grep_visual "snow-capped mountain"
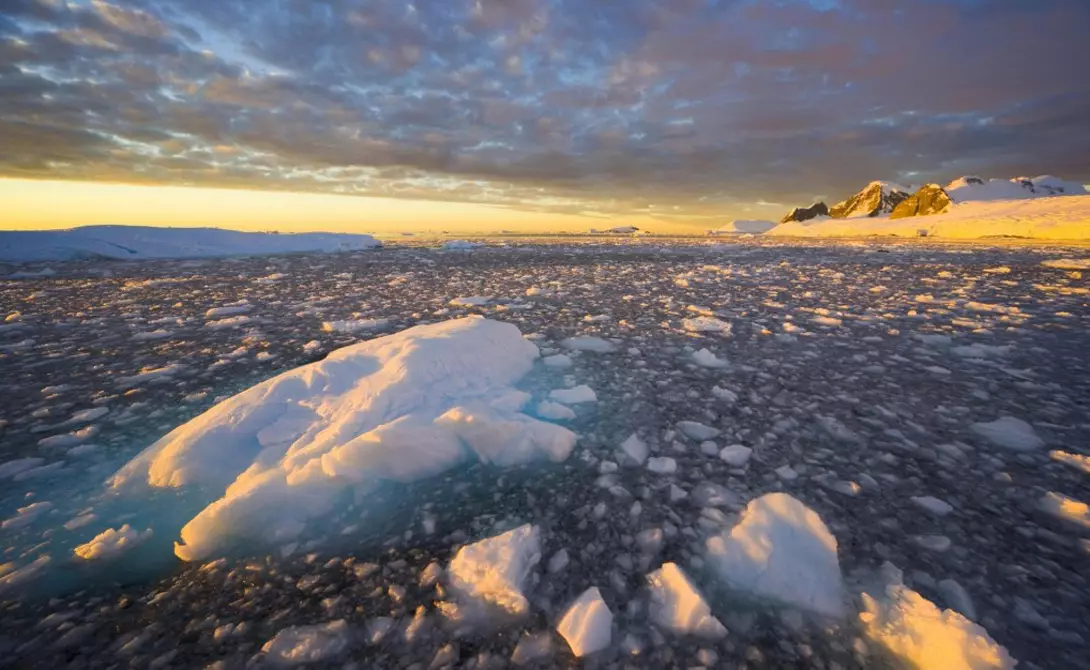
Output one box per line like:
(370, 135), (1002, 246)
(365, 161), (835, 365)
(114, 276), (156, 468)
(945, 175), (1087, 203)
(828, 181), (912, 218)
(890, 184), (952, 219)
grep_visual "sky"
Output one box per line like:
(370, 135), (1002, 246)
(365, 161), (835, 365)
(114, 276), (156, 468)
(2, 0), (1090, 233)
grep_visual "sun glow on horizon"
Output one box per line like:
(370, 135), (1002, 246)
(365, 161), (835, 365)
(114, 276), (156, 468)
(0, 178), (683, 235)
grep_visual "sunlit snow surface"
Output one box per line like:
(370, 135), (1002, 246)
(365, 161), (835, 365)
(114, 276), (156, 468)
(1, 239), (1089, 668)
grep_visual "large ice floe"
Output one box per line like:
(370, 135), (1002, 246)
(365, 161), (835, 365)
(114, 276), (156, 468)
(861, 565), (1016, 670)
(109, 317), (576, 561)
(704, 493), (845, 617)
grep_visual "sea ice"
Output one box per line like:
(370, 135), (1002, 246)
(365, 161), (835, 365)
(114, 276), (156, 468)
(646, 562), (727, 639)
(861, 566), (1015, 670)
(556, 586), (612, 657)
(73, 525), (153, 561)
(110, 317), (575, 561)
(447, 524), (542, 617)
(705, 493), (844, 617)
(261, 620), (353, 667)
(970, 416), (1044, 451)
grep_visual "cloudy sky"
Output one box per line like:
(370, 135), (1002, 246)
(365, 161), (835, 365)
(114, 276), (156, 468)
(3, 0), (1090, 231)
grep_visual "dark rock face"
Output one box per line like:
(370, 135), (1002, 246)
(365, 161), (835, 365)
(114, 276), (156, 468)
(780, 202), (829, 223)
(829, 182), (911, 218)
(965, 176), (985, 185)
(890, 184), (953, 219)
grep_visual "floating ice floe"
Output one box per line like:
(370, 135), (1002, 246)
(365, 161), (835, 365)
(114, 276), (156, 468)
(447, 524), (542, 617)
(970, 416), (1044, 451)
(556, 586), (612, 657)
(692, 348), (729, 368)
(705, 493), (845, 617)
(561, 336), (617, 353)
(682, 316), (732, 334)
(261, 620), (353, 667)
(646, 562), (727, 639)
(320, 318), (389, 333)
(73, 525), (153, 561)
(1039, 492), (1090, 530)
(1049, 450), (1090, 475)
(548, 385), (597, 405)
(442, 240), (482, 250)
(110, 317), (575, 561)
(861, 565), (1015, 670)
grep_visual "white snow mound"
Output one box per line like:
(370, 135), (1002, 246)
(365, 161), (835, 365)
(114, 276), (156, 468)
(110, 317), (575, 561)
(447, 524), (542, 617)
(705, 493), (845, 617)
(646, 562), (727, 638)
(861, 567), (1015, 670)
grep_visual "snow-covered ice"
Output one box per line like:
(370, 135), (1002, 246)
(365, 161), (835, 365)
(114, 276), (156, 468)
(705, 493), (845, 617)
(110, 317), (574, 561)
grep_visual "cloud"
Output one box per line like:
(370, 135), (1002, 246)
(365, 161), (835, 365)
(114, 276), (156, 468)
(0, 0), (1088, 223)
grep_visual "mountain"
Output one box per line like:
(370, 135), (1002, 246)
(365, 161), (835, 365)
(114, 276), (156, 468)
(781, 202), (829, 223)
(707, 220), (777, 235)
(946, 175), (1088, 203)
(889, 184), (953, 219)
(828, 181), (911, 218)
(0, 225), (381, 263)
(589, 226), (640, 234)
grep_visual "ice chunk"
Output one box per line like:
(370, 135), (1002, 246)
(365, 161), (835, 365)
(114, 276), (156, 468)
(73, 525), (153, 561)
(912, 496), (954, 516)
(682, 317), (732, 334)
(970, 417), (1044, 451)
(1049, 450), (1090, 474)
(705, 493), (844, 617)
(548, 385), (597, 405)
(450, 296), (491, 307)
(442, 240), (482, 250)
(677, 421), (720, 441)
(561, 336), (616, 353)
(647, 457), (677, 474)
(556, 586), (612, 657)
(646, 562), (727, 639)
(110, 317), (572, 562)
(692, 348), (729, 368)
(511, 631), (553, 666)
(619, 433), (649, 466)
(261, 620), (352, 667)
(542, 354), (573, 368)
(447, 524), (542, 617)
(1, 502), (52, 531)
(861, 568), (1014, 670)
(1039, 492), (1090, 530)
(719, 444), (752, 467)
(320, 318), (389, 333)
(537, 401), (576, 421)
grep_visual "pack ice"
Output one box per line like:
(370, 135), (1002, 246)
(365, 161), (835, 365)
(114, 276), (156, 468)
(109, 317), (576, 561)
